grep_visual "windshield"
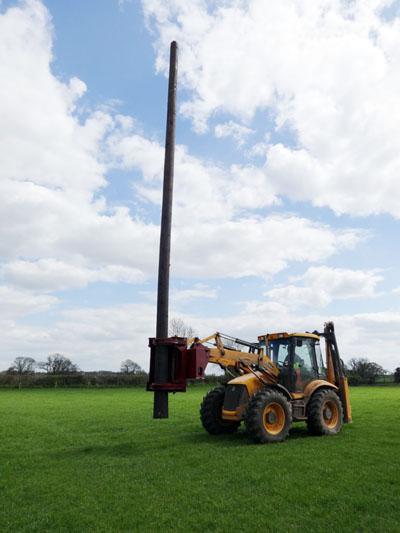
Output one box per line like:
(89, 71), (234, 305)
(268, 339), (290, 368)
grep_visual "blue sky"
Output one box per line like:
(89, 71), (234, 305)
(0, 0), (399, 371)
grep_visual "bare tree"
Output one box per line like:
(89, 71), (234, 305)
(169, 317), (196, 339)
(7, 356), (36, 388)
(8, 356), (36, 375)
(120, 359), (143, 374)
(39, 354), (78, 374)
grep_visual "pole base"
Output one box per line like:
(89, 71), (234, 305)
(153, 390), (169, 418)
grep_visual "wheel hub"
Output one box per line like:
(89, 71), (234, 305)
(322, 399), (339, 429)
(263, 402), (286, 435)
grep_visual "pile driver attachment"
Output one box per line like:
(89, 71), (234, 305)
(147, 336), (210, 393)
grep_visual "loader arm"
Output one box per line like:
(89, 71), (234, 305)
(189, 332), (279, 382)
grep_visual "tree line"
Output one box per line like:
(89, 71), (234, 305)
(0, 354), (148, 388)
(346, 358), (399, 385)
(1, 353), (398, 388)
(0, 353), (222, 389)
(5, 354), (145, 376)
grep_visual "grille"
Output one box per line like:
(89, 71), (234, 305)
(223, 385), (248, 411)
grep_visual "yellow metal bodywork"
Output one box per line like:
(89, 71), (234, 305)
(221, 375), (339, 422)
(221, 373), (265, 421)
(221, 410), (241, 421)
(221, 371), (282, 422)
(326, 340), (336, 384)
(226, 371), (270, 395)
(259, 332), (320, 341)
(192, 327), (352, 424)
(303, 379), (338, 399)
(208, 347), (258, 370)
(325, 337), (352, 423)
(339, 376), (352, 423)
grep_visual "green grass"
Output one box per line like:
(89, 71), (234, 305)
(0, 386), (399, 532)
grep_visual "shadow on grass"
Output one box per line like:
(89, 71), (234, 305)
(288, 425), (310, 440)
(52, 425), (313, 460)
(52, 441), (144, 459)
(181, 426), (311, 446)
(181, 423), (311, 446)
(181, 430), (250, 447)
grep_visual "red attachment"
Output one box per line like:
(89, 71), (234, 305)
(147, 337), (210, 392)
(185, 343), (209, 379)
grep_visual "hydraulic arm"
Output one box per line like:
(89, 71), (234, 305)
(189, 332), (279, 382)
(319, 322), (352, 423)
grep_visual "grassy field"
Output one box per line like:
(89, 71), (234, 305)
(0, 386), (399, 532)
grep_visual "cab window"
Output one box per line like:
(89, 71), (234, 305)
(315, 341), (326, 378)
(269, 339), (290, 368)
(293, 338), (315, 371)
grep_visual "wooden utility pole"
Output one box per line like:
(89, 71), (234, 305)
(153, 41), (178, 419)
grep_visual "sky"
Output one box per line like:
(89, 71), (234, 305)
(1, 0), (400, 372)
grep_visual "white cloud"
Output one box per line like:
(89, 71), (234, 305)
(2, 259), (145, 292)
(108, 132), (280, 219)
(0, 285), (58, 318)
(109, 129), (364, 279)
(172, 216), (362, 279)
(0, 1), (160, 290)
(0, 0), (364, 299)
(214, 121), (254, 146)
(246, 140), (270, 159)
(0, 1), (106, 194)
(264, 266), (383, 308)
(172, 284), (218, 303)
(144, 0), (400, 217)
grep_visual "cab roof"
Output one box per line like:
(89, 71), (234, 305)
(258, 332), (320, 341)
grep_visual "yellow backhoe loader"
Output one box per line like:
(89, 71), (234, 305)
(148, 321), (352, 443)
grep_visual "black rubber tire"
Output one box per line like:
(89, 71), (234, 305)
(200, 386), (241, 435)
(245, 389), (292, 444)
(306, 389), (343, 436)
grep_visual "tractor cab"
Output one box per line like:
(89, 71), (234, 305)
(258, 332), (326, 393)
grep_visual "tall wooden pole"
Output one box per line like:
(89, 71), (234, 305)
(153, 41), (178, 419)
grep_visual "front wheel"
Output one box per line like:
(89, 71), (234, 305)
(306, 389), (343, 436)
(200, 386), (240, 435)
(245, 389), (292, 444)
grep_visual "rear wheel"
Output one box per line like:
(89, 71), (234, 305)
(307, 389), (343, 436)
(245, 389), (292, 444)
(200, 386), (240, 435)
